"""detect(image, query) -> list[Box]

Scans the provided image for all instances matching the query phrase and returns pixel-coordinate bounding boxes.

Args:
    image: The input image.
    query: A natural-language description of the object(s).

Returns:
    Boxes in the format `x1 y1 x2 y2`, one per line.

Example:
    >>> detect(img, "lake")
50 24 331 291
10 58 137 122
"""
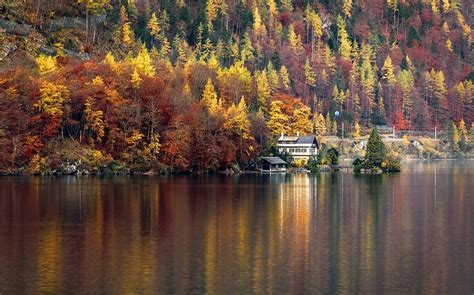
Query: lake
0 161 472 294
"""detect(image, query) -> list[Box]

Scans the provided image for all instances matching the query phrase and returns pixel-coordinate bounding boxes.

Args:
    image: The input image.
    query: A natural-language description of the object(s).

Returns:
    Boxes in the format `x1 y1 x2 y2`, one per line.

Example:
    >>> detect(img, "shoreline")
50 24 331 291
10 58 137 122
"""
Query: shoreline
1 158 471 177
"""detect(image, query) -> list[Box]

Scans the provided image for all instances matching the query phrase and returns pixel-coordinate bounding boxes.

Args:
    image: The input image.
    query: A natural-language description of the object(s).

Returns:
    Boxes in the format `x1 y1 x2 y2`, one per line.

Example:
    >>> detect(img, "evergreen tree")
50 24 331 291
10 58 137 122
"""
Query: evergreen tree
364 128 386 168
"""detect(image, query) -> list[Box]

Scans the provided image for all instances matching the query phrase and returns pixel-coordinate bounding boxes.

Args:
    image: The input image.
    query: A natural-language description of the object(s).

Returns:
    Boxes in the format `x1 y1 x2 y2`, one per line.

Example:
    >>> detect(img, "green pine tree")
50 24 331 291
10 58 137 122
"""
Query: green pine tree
364 128 386 168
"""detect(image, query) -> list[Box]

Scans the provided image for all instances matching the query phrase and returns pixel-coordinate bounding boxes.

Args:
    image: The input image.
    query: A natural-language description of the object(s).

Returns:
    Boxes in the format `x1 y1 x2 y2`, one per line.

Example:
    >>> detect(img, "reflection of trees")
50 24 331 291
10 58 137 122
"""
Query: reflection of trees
37 223 62 293
0 165 472 293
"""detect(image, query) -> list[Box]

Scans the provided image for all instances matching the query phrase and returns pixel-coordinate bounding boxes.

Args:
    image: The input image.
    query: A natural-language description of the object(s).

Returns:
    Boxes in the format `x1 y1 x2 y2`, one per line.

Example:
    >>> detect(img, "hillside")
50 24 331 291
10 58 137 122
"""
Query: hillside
0 0 473 173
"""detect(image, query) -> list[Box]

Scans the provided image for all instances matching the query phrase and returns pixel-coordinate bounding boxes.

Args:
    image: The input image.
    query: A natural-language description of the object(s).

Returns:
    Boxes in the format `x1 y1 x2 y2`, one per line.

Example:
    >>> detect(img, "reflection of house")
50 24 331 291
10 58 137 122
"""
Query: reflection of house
277 134 319 160
260 157 288 172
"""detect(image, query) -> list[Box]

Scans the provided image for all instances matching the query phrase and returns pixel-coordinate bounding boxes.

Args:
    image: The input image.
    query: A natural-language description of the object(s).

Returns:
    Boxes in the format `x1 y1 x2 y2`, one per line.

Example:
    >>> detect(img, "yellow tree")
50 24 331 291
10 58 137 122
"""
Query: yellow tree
342 0 353 18
266 61 279 94
129 45 155 76
131 68 142 89
314 113 327 137
35 54 57 75
287 24 304 54
103 52 120 74
305 7 323 59
458 118 468 149
84 97 105 142
147 12 160 43
202 78 222 116
253 6 267 37
353 121 361 139
397 69 414 126
304 58 316 90
256 70 271 116
291 106 312 135
36 82 69 117
336 16 352 60
224 97 251 158
268 100 290 136
122 22 134 47
442 0 450 12
382 56 397 86
279 65 290 90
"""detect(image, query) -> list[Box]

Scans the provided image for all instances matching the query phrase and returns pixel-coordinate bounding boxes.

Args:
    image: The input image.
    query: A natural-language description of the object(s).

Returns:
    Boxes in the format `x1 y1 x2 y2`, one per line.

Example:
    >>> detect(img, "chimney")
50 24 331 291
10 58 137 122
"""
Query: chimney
297 131 300 137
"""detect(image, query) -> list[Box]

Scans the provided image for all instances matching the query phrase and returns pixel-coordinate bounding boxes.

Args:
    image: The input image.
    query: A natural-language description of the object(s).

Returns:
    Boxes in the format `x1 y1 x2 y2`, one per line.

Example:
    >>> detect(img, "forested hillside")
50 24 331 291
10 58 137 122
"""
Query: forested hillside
0 0 473 173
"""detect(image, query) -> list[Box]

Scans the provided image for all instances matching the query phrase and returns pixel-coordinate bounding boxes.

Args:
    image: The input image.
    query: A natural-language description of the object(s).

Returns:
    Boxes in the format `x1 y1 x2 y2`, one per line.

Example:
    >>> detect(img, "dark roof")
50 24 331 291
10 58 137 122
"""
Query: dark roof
261 157 287 165
296 135 316 144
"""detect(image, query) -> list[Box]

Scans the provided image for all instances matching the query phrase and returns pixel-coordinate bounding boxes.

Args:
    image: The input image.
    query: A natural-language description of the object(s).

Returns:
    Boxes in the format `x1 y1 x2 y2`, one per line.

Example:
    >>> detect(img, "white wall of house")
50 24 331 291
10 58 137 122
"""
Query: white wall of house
277 144 318 159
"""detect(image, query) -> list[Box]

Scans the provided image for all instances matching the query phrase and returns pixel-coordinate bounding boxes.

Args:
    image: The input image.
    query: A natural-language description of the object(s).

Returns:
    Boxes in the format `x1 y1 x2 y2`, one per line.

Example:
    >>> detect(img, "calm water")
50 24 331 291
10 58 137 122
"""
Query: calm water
0 161 473 294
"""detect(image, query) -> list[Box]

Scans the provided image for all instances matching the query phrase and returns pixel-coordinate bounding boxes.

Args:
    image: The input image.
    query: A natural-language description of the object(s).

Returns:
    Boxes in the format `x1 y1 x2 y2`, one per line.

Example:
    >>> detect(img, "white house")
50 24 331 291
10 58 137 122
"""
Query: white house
277 134 319 160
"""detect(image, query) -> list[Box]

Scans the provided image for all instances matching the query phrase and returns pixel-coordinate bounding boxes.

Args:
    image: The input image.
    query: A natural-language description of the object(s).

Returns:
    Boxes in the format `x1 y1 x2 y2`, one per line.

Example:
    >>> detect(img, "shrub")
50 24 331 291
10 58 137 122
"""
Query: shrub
382 150 401 172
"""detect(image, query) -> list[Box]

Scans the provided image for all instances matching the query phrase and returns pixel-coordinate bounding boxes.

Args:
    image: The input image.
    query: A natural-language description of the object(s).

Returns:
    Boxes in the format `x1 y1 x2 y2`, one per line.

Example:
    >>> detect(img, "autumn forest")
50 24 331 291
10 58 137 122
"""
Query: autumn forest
0 0 473 173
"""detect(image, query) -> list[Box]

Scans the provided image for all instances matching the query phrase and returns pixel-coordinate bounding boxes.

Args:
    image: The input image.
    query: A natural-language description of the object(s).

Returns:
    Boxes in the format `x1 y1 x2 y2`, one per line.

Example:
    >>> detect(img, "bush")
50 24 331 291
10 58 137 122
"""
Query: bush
305 157 319 172
381 150 401 172
352 158 364 172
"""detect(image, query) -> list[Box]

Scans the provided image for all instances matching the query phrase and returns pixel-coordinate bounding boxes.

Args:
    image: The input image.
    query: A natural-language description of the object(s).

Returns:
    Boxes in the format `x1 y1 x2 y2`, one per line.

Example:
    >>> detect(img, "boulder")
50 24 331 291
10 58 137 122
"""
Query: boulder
0 19 31 36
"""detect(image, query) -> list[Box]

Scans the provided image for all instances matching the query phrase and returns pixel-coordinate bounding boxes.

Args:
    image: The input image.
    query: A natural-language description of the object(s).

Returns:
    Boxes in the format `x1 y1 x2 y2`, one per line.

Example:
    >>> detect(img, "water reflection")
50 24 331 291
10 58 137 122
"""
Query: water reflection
0 161 473 293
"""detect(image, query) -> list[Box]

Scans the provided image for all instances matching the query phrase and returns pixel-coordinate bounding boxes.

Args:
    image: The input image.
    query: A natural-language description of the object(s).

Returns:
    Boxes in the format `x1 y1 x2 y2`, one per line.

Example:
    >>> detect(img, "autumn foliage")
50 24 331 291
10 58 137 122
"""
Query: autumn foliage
0 0 473 172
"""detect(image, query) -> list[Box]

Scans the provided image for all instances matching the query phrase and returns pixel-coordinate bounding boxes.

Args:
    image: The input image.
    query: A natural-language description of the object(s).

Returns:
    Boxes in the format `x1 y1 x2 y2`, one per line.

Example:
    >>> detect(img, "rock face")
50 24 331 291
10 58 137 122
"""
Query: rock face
0 19 31 36
61 163 78 175
39 45 89 60
49 17 86 32
49 15 106 32
0 42 17 61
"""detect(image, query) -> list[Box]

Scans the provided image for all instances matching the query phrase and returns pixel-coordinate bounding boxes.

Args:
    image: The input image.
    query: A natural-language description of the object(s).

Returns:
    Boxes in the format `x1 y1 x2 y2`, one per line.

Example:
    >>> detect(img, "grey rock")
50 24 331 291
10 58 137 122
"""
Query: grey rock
0 42 17 61
0 19 31 36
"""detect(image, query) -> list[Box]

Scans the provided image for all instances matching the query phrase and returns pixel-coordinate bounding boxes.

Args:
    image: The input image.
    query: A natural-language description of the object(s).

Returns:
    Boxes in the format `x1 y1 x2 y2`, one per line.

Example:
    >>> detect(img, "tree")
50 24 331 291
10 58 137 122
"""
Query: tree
36 82 69 117
266 62 279 94
224 97 251 159
288 24 304 54
342 0 353 18
131 69 141 89
336 16 352 60
147 12 160 43
77 0 111 42
314 113 327 137
304 58 316 91
201 78 221 116
122 22 134 47
256 71 271 116
364 128 386 168
291 106 312 135
353 121 361 139
458 119 468 151
35 54 57 75
382 56 397 86
397 70 414 127
279 66 290 90
268 100 290 136
84 97 105 142
129 45 155 76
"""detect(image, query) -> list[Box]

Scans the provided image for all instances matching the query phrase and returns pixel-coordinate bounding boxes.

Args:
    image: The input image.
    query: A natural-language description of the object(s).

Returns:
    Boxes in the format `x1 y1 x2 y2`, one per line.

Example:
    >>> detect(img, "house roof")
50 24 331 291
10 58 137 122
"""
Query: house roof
279 136 299 141
261 157 287 165
296 135 317 144
278 134 319 148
